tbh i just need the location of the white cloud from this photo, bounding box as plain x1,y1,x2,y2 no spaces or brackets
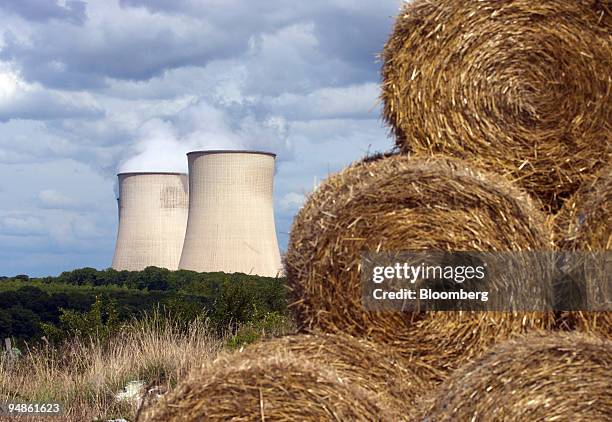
0,213,45,235
265,82,380,120
0,68,18,100
0,65,103,122
242,23,352,96
38,189,82,209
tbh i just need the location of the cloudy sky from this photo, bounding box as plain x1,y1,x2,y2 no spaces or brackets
0,0,401,277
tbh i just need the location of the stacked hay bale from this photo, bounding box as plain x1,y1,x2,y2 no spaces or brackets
553,167,611,337
286,155,555,373
380,0,611,213
142,346,400,421
553,166,611,252
284,0,610,407
423,332,611,421
147,1,609,419
237,332,444,418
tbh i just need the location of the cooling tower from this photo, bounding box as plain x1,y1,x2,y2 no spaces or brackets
112,172,189,271
179,150,282,277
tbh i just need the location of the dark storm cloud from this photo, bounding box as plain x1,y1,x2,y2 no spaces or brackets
122,0,397,85
2,1,398,91
0,0,87,24
313,10,394,76
1,0,310,90
0,23,247,90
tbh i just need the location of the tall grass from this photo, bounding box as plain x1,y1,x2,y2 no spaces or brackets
0,313,223,421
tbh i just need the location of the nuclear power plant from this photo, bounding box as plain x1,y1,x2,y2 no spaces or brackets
179,151,282,277
111,150,282,277
112,172,189,271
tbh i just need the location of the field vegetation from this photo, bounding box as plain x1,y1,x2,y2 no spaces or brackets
0,268,292,420
0,267,288,345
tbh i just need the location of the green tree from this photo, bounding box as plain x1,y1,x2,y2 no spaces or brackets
41,296,120,343
0,309,12,338
8,305,41,339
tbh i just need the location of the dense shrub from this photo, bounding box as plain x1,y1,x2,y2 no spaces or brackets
0,268,288,344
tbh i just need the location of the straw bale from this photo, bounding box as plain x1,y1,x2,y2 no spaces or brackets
239,332,444,419
286,155,555,372
554,165,611,251
381,0,612,211
423,332,611,421
141,351,395,421
553,166,611,337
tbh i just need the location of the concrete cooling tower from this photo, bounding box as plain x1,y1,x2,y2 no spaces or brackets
179,150,282,277
112,172,189,271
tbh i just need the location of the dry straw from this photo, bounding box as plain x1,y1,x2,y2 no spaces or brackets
553,166,611,337
141,350,395,422
237,332,444,419
381,0,612,212
554,165,611,251
286,155,555,372
423,332,611,421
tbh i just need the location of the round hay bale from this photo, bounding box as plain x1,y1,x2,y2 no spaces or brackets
141,351,395,422
237,332,444,418
380,0,612,212
286,155,555,371
553,166,611,337
423,332,612,421
554,165,611,251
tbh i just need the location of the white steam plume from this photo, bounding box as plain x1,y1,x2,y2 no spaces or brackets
119,100,288,173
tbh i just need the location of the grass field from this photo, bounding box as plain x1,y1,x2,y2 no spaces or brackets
1,315,224,421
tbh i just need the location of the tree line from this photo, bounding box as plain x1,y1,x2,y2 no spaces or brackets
0,267,288,345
